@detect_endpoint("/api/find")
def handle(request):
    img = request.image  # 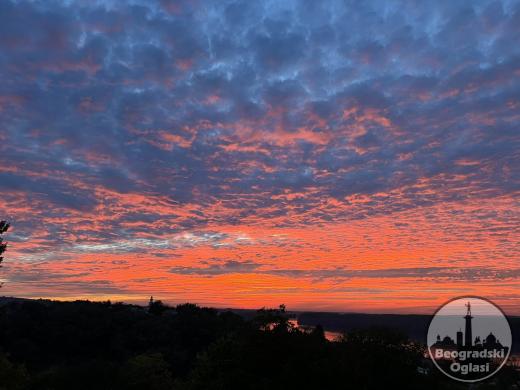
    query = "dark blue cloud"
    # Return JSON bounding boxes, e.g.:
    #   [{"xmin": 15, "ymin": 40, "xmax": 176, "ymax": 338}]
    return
[{"xmin": 0, "ymin": 0, "xmax": 519, "ymax": 239}]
